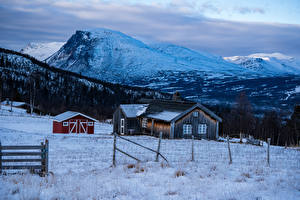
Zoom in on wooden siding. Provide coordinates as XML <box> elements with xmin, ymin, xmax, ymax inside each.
<box><xmin>139</xmin><ymin>117</ymin><xmax>171</xmax><ymax>138</ymax></box>
<box><xmin>174</xmin><ymin>108</ymin><xmax>217</xmax><ymax>139</ymax></box>
<box><xmin>113</xmin><ymin>107</ymin><xmax>141</xmax><ymax>135</ymax></box>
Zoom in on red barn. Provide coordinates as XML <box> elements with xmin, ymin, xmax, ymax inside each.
<box><xmin>53</xmin><ymin>111</ymin><xmax>96</xmax><ymax>134</ymax></box>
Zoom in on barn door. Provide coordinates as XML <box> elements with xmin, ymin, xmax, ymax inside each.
<box><xmin>69</xmin><ymin>120</ymin><xmax>77</xmax><ymax>133</ymax></box>
<box><xmin>79</xmin><ymin>120</ymin><xmax>88</xmax><ymax>134</ymax></box>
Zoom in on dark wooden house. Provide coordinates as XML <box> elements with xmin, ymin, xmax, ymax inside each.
<box><xmin>53</xmin><ymin>111</ymin><xmax>96</xmax><ymax>134</ymax></box>
<box><xmin>113</xmin><ymin>100</ymin><xmax>222</xmax><ymax>139</ymax></box>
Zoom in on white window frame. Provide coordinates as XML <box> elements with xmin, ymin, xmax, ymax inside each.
<box><xmin>120</xmin><ymin>118</ymin><xmax>125</xmax><ymax>135</ymax></box>
<box><xmin>198</xmin><ymin>123</ymin><xmax>207</xmax><ymax>135</ymax></box>
<box><xmin>193</xmin><ymin>111</ymin><xmax>199</xmax><ymax>117</ymax></box>
<box><xmin>63</xmin><ymin>122</ymin><xmax>69</xmax><ymax>126</ymax></box>
<box><xmin>142</xmin><ymin>118</ymin><xmax>147</xmax><ymax>128</ymax></box>
<box><xmin>88</xmin><ymin>122</ymin><xmax>94</xmax><ymax>126</ymax></box>
<box><xmin>183</xmin><ymin>124</ymin><xmax>192</xmax><ymax>135</ymax></box>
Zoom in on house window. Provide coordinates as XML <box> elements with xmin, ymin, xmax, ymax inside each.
<box><xmin>142</xmin><ymin>118</ymin><xmax>147</xmax><ymax>128</ymax></box>
<box><xmin>198</xmin><ymin>124</ymin><xmax>207</xmax><ymax>135</ymax></box>
<box><xmin>63</xmin><ymin>122</ymin><xmax>68</xmax><ymax>126</ymax></box>
<box><xmin>183</xmin><ymin>124</ymin><xmax>192</xmax><ymax>135</ymax></box>
<box><xmin>88</xmin><ymin>122</ymin><xmax>94</xmax><ymax>126</ymax></box>
<box><xmin>193</xmin><ymin>111</ymin><xmax>199</xmax><ymax>117</ymax></box>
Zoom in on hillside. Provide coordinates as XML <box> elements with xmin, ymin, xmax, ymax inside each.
<box><xmin>0</xmin><ymin>111</ymin><xmax>299</xmax><ymax>199</ymax></box>
<box><xmin>0</xmin><ymin>48</ymin><xmax>171</xmax><ymax>119</ymax></box>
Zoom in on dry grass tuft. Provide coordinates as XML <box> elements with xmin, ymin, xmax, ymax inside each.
<box><xmin>175</xmin><ymin>170</ymin><xmax>185</xmax><ymax>177</ymax></box>
<box><xmin>127</xmin><ymin>164</ymin><xmax>135</xmax><ymax>169</ymax></box>
<box><xmin>165</xmin><ymin>191</ymin><xmax>177</xmax><ymax>196</ymax></box>
<box><xmin>241</xmin><ymin>173</ymin><xmax>251</xmax><ymax>178</ymax></box>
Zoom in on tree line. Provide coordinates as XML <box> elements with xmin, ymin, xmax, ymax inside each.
<box><xmin>216</xmin><ymin>92</ymin><xmax>299</xmax><ymax>146</ymax></box>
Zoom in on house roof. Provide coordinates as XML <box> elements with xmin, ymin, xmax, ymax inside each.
<box><xmin>53</xmin><ymin>111</ymin><xmax>97</xmax><ymax>122</ymax></box>
<box><xmin>172</xmin><ymin>103</ymin><xmax>222</xmax><ymax>122</ymax></box>
<box><xmin>139</xmin><ymin>100</ymin><xmax>222</xmax><ymax>123</ymax></box>
<box><xmin>119</xmin><ymin>104</ymin><xmax>149</xmax><ymax>118</ymax></box>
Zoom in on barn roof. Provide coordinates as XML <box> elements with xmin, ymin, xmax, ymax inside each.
<box><xmin>53</xmin><ymin>111</ymin><xmax>97</xmax><ymax>122</ymax></box>
<box><xmin>119</xmin><ymin>104</ymin><xmax>149</xmax><ymax>118</ymax></box>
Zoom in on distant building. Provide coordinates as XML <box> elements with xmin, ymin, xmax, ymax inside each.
<box><xmin>113</xmin><ymin>99</ymin><xmax>222</xmax><ymax>139</ymax></box>
<box><xmin>53</xmin><ymin>111</ymin><xmax>96</xmax><ymax>134</ymax></box>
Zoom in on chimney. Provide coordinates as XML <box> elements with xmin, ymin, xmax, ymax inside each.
<box><xmin>172</xmin><ymin>91</ymin><xmax>181</xmax><ymax>101</ymax></box>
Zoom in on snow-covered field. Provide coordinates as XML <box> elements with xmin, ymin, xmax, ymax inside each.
<box><xmin>0</xmin><ymin>107</ymin><xmax>299</xmax><ymax>200</ymax></box>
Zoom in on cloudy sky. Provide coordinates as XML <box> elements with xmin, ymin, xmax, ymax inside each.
<box><xmin>1</xmin><ymin>0</ymin><xmax>300</xmax><ymax>57</ymax></box>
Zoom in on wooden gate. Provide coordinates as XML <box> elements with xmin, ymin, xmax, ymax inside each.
<box><xmin>0</xmin><ymin>140</ymin><xmax>49</xmax><ymax>176</ymax></box>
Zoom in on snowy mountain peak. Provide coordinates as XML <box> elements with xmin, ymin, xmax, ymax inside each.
<box><xmin>20</xmin><ymin>42</ymin><xmax>65</xmax><ymax>61</ymax></box>
<box><xmin>224</xmin><ymin>53</ymin><xmax>300</xmax><ymax>75</ymax></box>
<box><xmin>46</xmin><ymin>28</ymin><xmax>256</xmax><ymax>83</ymax></box>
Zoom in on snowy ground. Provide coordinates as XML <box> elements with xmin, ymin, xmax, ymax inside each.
<box><xmin>0</xmin><ymin>107</ymin><xmax>299</xmax><ymax>200</ymax></box>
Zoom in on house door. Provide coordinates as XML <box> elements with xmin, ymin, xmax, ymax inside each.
<box><xmin>69</xmin><ymin>120</ymin><xmax>77</xmax><ymax>133</ymax></box>
<box><xmin>79</xmin><ymin>121</ymin><xmax>88</xmax><ymax>133</ymax></box>
<box><xmin>120</xmin><ymin>118</ymin><xmax>125</xmax><ymax>135</ymax></box>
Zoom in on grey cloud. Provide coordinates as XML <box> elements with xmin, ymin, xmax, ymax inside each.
<box><xmin>235</xmin><ymin>7</ymin><xmax>265</xmax><ymax>14</ymax></box>
<box><xmin>0</xmin><ymin>1</ymin><xmax>299</xmax><ymax>58</ymax></box>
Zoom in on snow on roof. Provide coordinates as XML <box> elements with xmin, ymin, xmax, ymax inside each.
<box><xmin>146</xmin><ymin>111</ymin><xmax>181</xmax><ymax>122</ymax></box>
<box><xmin>120</xmin><ymin>104</ymin><xmax>148</xmax><ymax>118</ymax></box>
<box><xmin>53</xmin><ymin>111</ymin><xmax>96</xmax><ymax>122</ymax></box>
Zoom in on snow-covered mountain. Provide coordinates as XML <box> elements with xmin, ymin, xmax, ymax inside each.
<box><xmin>20</xmin><ymin>42</ymin><xmax>64</xmax><ymax>61</ymax></box>
<box><xmin>224</xmin><ymin>53</ymin><xmax>300</xmax><ymax>75</ymax></box>
<box><xmin>46</xmin><ymin>28</ymin><xmax>260</xmax><ymax>83</ymax></box>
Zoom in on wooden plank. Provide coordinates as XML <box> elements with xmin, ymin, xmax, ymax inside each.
<box><xmin>45</xmin><ymin>139</ymin><xmax>49</xmax><ymax>174</ymax></box>
<box><xmin>1</xmin><ymin>146</ymin><xmax>43</xmax><ymax>150</ymax></box>
<box><xmin>0</xmin><ymin>152</ymin><xmax>43</xmax><ymax>156</ymax></box>
<box><xmin>2</xmin><ymin>165</ymin><xmax>42</xmax><ymax>169</ymax></box>
<box><xmin>2</xmin><ymin>159</ymin><xmax>43</xmax><ymax>162</ymax></box>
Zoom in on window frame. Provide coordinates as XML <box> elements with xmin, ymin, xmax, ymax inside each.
<box><xmin>88</xmin><ymin>122</ymin><xmax>94</xmax><ymax>126</ymax></box>
<box><xmin>193</xmin><ymin>111</ymin><xmax>199</xmax><ymax>117</ymax></box>
<box><xmin>142</xmin><ymin>118</ymin><xmax>147</xmax><ymax>128</ymax></box>
<box><xmin>63</xmin><ymin>122</ymin><xmax>69</xmax><ymax>126</ymax></box>
<box><xmin>183</xmin><ymin>124</ymin><xmax>192</xmax><ymax>135</ymax></box>
<box><xmin>198</xmin><ymin>123</ymin><xmax>207</xmax><ymax>135</ymax></box>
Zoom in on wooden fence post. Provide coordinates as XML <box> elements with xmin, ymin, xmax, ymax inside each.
<box><xmin>227</xmin><ymin>135</ymin><xmax>232</xmax><ymax>164</ymax></box>
<box><xmin>41</xmin><ymin>141</ymin><xmax>45</xmax><ymax>174</ymax></box>
<box><xmin>155</xmin><ymin>132</ymin><xmax>162</xmax><ymax>162</ymax></box>
<box><xmin>112</xmin><ymin>133</ymin><xmax>116</xmax><ymax>167</ymax></box>
<box><xmin>0</xmin><ymin>140</ymin><xmax>2</xmax><ymax>174</ymax></box>
<box><xmin>191</xmin><ymin>135</ymin><xmax>195</xmax><ymax>161</ymax></box>
<box><xmin>267</xmin><ymin>138</ymin><xmax>271</xmax><ymax>166</ymax></box>
<box><xmin>45</xmin><ymin>139</ymin><xmax>49</xmax><ymax>174</ymax></box>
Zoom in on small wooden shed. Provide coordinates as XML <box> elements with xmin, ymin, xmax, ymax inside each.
<box><xmin>53</xmin><ymin>111</ymin><xmax>96</xmax><ymax>134</ymax></box>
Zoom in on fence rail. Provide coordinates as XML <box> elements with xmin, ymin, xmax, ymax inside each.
<box><xmin>0</xmin><ymin>139</ymin><xmax>49</xmax><ymax>176</ymax></box>
<box><xmin>113</xmin><ymin>132</ymin><xmax>168</xmax><ymax>166</ymax></box>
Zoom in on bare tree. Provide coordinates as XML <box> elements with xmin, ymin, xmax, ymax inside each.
<box><xmin>231</xmin><ymin>92</ymin><xmax>256</xmax><ymax>136</ymax></box>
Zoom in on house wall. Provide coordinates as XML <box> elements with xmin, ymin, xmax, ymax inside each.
<box><xmin>174</xmin><ymin>108</ymin><xmax>217</xmax><ymax>139</ymax></box>
<box><xmin>113</xmin><ymin>107</ymin><xmax>141</xmax><ymax>135</ymax></box>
